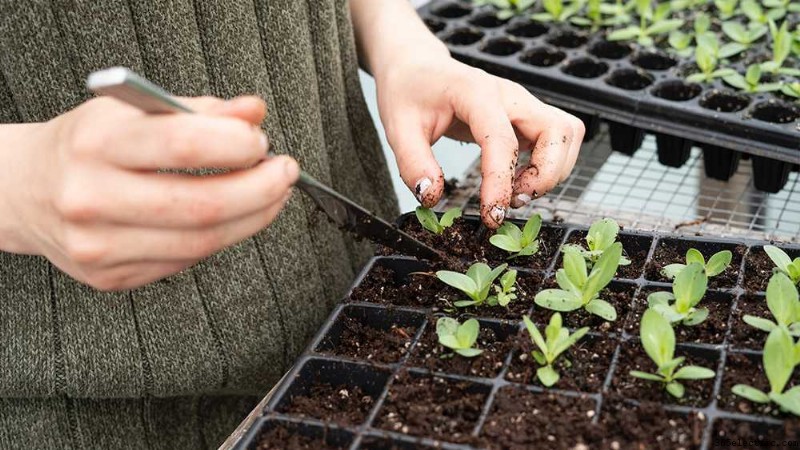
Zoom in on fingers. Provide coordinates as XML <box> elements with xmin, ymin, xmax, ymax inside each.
<box><xmin>386</xmin><ymin>117</ymin><xmax>445</xmax><ymax>208</ymax></box>
<box><xmin>56</xmin><ymin>155</ymin><xmax>299</xmax><ymax>228</ymax></box>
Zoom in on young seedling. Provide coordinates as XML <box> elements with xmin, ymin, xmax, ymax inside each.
<box><xmin>570</xmin><ymin>0</ymin><xmax>604</xmax><ymax>31</ymax></box>
<box><xmin>532</xmin><ymin>0</ymin><xmax>585</xmax><ymax>24</ymax></box>
<box><xmin>660</xmin><ymin>248</ymin><xmax>733</xmax><ymax>280</ymax></box>
<box><xmin>491</xmin><ymin>269</ymin><xmax>519</xmax><ymax>307</ymax></box>
<box><xmin>764</xmin><ymin>245</ymin><xmax>800</xmax><ymax>285</ymax></box>
<box><xmin>473</xmin><ymin>0</ymin><xmax>537</xmax><ymax>19</ymax></box>
<box><xmin>686</xmin><ymin>34</ymin><xmax>737</xmax><ymax>83</ymax></box>
<box><xmin>763</xmin><ymin>0</ymin><xmax>800</xmax><ymax>14</ymax></box>
<box><xmin>534</xmin><ymin>243</ymin><xmax>623</xmax><ymax>321</ymax></box>
<box><xmin>720</xmin><ymin>21</ymin><xmax>767</xmax><ymax>57</ymax></box>
<box><xmin>522</xmin><ymin>313</ymin><xmax>589</xmax><ymax>387</ymax></box>
<box><xmin>782</xmin><ymin>82</ymin><xmax>800</xmax><ymax>100</ymax></box>
<box><xmin>648</xmin><ymin>263</ymin><xmax>710</xmax><ymax>325</ymax></box>
<box><xmin>740</xmin><ymin>0</ymin><xmax>785</xmax><ymax>29</ymax></box>
<box><xmin>630</xmin><ymin>309</ymin><xmax>716</xmax><ymax>398</ymax></box>
<box><xmin>607</xmin><ymin>0</ymin><xmax>683</xmax><ymax>47</ymax></box>
<box><xmin>598</xmin><ymin>0</ymin><xmax>636</xmax><ymax>26</ymax></box>
<box><xmin>489</xmin><ymin>214</ymin><xmax>542</xmax><ymax>259</ymax></box>
<box><xmin>561</xmin><ymin>218</ymin><xmax>631</xmax><ymax>268</ymax></box>
<box><xmin>436</xmin><ymin>317</ymin><xmax>483</xmax><ymax>358</ymax></box>
<box><xmin>667</xmin><ymin>13</ymin><xmax>712</xmax><ymax>58</ymax></box>
<box><xmin>760</xmin><ymin>21</ymin><xmax>800</xmax><ymax>76</ymax></box>
<box><xmin>732</xmin><ymin>326</ymin><xmax>800</xmax><ymax>416</ymax></box>
<box><xmin>723</xmin><ymin>64</ymin><xmax>782</xmax><ymax>93</ymax></box>
<box><xmin>436</xmin><ymin>262</ymin><xmax>510</xmax><ymax>307</ymax></box>
<box><xmin>669</xmin><ymin>0</ymin><xmax>710</xmax><ymax>10</ymax></box>
<box><xmin>415</xmin><ymin>206</ymin><xmax>462</xmax><ymax>235</ymax></box>
<box><xmin>743</xmin><ymin>272</ymin><xmax>800</xmax><ymax>336</ymax></box>
<box><xmin>714</xmin><ymin>0</ymin><xmax>739</xmax><ymax>19</ymax></box>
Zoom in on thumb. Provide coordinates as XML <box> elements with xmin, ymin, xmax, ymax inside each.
<box><xmin>387</xmin><ymin>124</ymin><xmax>444</xmax><ymax>208</ymax></box>
<box><xmin>180</xmin><ymin>95</ymin><xmax>267</xmax><ymax>126</ymax></box>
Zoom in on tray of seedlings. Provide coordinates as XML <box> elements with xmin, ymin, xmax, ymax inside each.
<box><xmin>417</xmin><ymin>0</ymin><xmax>800</xmax><ymax>193</ymax></box>
<box><xmin>236</xmin><ymin>209</ymin><xmax>800</xmax><ymax>449</ymax></box>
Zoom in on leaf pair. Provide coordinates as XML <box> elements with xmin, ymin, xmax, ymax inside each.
<box><xmin>523</xmin><ymin>313</ymin><xmax>589</xmax><ymax>386</ymax></box>
<box><xmin>607</xmin><ymin>1</ymin><xmax>683</xmax><ymax>47</ymax></box>
<box><xmin>535</xmin><ymin>243</ymin><xmax>622</xmax><ymax>321</ymax></box>
<box><xmin>630</xmin><ymin>309</ymin><xmax>715</xmax><ymax>398</ymax></box>
<box><xmin>562</xmin><ymin>218</ymin><xmax>631</xmax><ymax>267</ymax></box>
<box><xmin>660</xmin><ymin>248</ymin><xmax>732</xmax><ymax>280</ymax></box>
<box><xmin>743</xmin><ymin>272</ymin><xmax>800</xmax><ymax>336</ymax></box>
<box><xmin>436</xmin><ymin>263</ymin><xmax>514</xmax><ymax>307</ymax></box>
<box><xmin>437</xmin><ymin>317</ymin><xmax>483</xmax><ymax>358</ymax></box>
<box><xmin>492</xmin><ymin>270</ymin><xmax>519</xmax><ymax>307</ymax></box>
<box><xmin>532</xmin><ymin>0</ymin><xmax>584</xmax><ymax>23</ymax></box>
<box><xmin>415</xmin><ymin>206</ymin><xmax>461</xmax><ymax>235</ymax></box>
<box><xmin>648</xmin><ymin>263</ymin><xmax>709</xmax><ymax>326</ymax></box>
<box><xmin>489</xmin><ymin>214</ymin><xmax>542</xmax><ymax>259</ymax></box>
<box><xmin>765</xmin><ymin>245</ymin><xmax>800</xmax><ymax>285</ymax></box>
<box><xmin>686</xmin><ymin>34</ymin><xmax>737</xmax><ymax>83</ymax></box>
<box><xmin>723</xmin><ymin>64</ymin><xmax>782</xmax><ymax>93</ymax></box>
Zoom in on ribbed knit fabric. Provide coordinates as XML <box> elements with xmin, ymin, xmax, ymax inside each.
<box><xmin>0</xmin><ymin>1</ymin><xmax>398</xmax><ymax>448</ymax></box>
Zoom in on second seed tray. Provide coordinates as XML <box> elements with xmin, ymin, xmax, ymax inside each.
<box><xmin>235</xmin><ymin>214</ymin><xmax>800</xmax><ymax>449</ymax></box>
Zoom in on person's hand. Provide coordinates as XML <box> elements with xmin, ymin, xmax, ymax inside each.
<box><xmin>0</xmin><ymin>96</ymin><xmax>298</xmax><ymax>291</ymax></box>
<box><xmin>375</xmin><ymin>54</ymin><xmax>584</xmax><ymax>229</ymax></box>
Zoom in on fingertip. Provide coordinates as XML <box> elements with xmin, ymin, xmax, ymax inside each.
<box><xmin>413</xmin><ymin>172</ymin><xmax>444</xmax><ymax>208</ymax></box>
<box><xmin>215</xmin><ymin>96</ymin><xmax>267</xmax><ymax>125</ymax></box>
<box><xmin>480</xmin><ymin>203</ymin><xmax>506</xmax><ymax>229</ymax></box>
<box><xmin>279</xmin><ymin>155</ymin><xmax>300</xmax><ymax>183</ymax></box>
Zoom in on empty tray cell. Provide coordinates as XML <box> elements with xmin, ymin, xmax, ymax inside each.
<box><xmin>349</xmin><ymin>257</ymin><xmax>443</xmax><ymax>308</ymax></box>
<box><xmin>408</xmin><ymin>318</ymin><xmax>517</xmax><ymax>378</ymax></box>
<box><xmin>750</xmin><ymin>100</ymin><xmax>800</xmax><ymax>124</ymax></box>
<box><xmin>314</xmin><ymin>305</ymin><xmax>424</xmax><ymax>364</ymax></box>
<box><xmin>430</xmin><ymin>2</ymin><xmax>471</xmax><ymax>18</ymax></box>
<box><xmin>718</xmin><ymin>352</ymin><xmax>800</xmax><ymax>417</ymax></box>
<box><xmin>375</xmin><ymin>371</ymin><xmax>491</xmax><ymax>443</ymax></box>
<box><xmin>480</xmin><ymin>387</ymin><xmax>597</xmax><ymax>449</ymax></box>
<box><xmin>630</xmin><ymin>50</ymin><xmax>678</xmax><ymax>71</ymax></box>
<box><xmin>625</xmin><ymin>288</ymin><xmax>733</xmax><ymax>345</ymax></box>
<box><xmin>560</xmin><ymin>229</ymin><xmax>653</xmax><ymax>280</ymax></box>
<box><xmin>595</xmin><ymin>397</ymin><xmax>706</xmax><ymax>449</ymax></box>
<box><xmin>527</xmin><ymin>280</ymin><xmax>638</xmax><ymax>334</ymax></box>
<box><xmin>505</xmin><ymin>19</ymin><xmax>549</xmax><ymax>38</ymax></box>
<box><xmin>651</xmin><ymin>80</ymin><xmax>702</xmax><ymax>101</ymax></box>
<box><xmin>546</xmin><ymin>29</ymin><xmax>587</xmax><ymax>48</ymax></box>
<box><xmin>698</xmin><ymin>89</ymin><xmax>750</xmax><ymax>113</ymax></box>
<box><xmin>609</xmin><ymin>343</ymin><xmax>719</xmax><ymax>408</ymax></box>
<box><xmin>711</xmin><ymin>417</ymin><xmax>800</xmax><ymax>447</ymax></box>
<box><xmin>644</xmin><ymin>237</ymin><xmax>746</xmax><ymax>289</ymax></box>
<box><xmin>587</xmin><ymin>39</ymin><xmax>632</xmax><ymax>60</ymax></box>
<box><xmin>442</xmin><ymin>27</ymin><xmax>484</xmax><ymax>45</ymax></box>
<box><xmin>561</xmin><ymin>57</ymin><xmax>609</xmax><ymax>79</ymax></box>
<box><xmin>469</xmin><ymin>11</ymin><xmax>509</xmax><ymax>28</ymax></box>
<box><xmin>480</xmin><ymin>37</ymin><xmax>523</xmax><ymax>56</ymax></box>
<box><xmin>743</xmin><ymin>244</ymin><xmax>800</xmax><ymax>293</ymax></box>
<box><xmin>520</xmin><ymin>46</ymin><xmax>566</xmax><ymax>67</ymax></box>
<box><xmin>506</xmin><ymin>332</ymin><xmax>617</xmax><ymax>393</ymax></box>
<box><xmin>244</xmin><ymin>418</ymin><xmax>354</xmax><ymax>450</ymax></box>
<box><xmin>728</xmin><ymin>293</ymin><xmax>769</xmax><ymax>351</ymax></box>
<box><xmin>605</xmin><ymin>68</ymin><xmax>654</xmax><ymax>90</ymax></box>
<box><xmin>273</xmin><ymin>359</ymin><xmax>390</xmax><ymax>426</ymax></box>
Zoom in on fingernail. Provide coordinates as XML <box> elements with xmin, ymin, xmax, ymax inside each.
<box><xmin>259</xmin><ymin>133</ymin><xmax>269</xmax><ymax>154</ymax></box>
<box><xmin>414</xmin><ymin>177</ymin><xmax>432</xmax><ymax>203</ymax></box>
<box><xmin>490</xmin><ymin>205</ymin><xmax>506</xmax><ymax>225</ymax></box>
<box><xmin>511</xmin><ymin>193</ymin><xmax>532</xmax><ymax>209</ymax></box>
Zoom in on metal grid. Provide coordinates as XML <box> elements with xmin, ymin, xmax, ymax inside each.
<box><xmin>439</xmin><ymin>127</ymin><xmax>800</xmax><ymax>243</ymax></box>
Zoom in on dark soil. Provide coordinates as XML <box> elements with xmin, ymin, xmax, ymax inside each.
<box><xmin>751</xmin><ymin>101</ymin><xmax>800</xmax><ymax>124</ymax></box>
<box><xmin>595</xmin><ymin>397</ymin><xmax>705</xmax><ymax>450</ymax></box>
<box><xmin>624</xmin><ymin>288</ymin><xmax>733</xmax><ymax>344</ymax></box>
<box><xmin>480</xmin><ymin>387</ymin><xmax>597</xmax><ymax>450</ymax></box>
<box><xmin>279</xmin><ymin>383</ymin><xmax>375</xmax><ymax>426</ymax></box>
<box><xmin>743</xmin><ymin>245</ymin><xmax>800</xmax><ymax>292</ymax></box>
<box><xmin>727</xmin><ymin>294</ymin><xmax>769</xmax><ymax>351</ymax></box>
<box><xmin>561</xmin><ymin>231</ymin><xmax>652</xmax><ymax>280</ymax></box>
<box><xmin>561</xmin><ymin>57</ymin><xmax>609</xmax><ymax>78</ymax></box>
<box><xmin>408</xmin><ymin>321</ymin><xmax>516</xmax><ymax>378</ymax></box>
<box><xmin>710</xmin><ymin>418</ymin><xmax>800</xmax><ymax>448</ymax></box>
<box><xmin>610</xmin><ymin>343</ymin><xmax>718</xmax><ymax>407</ymax></box>
<box><xmin>521</xmin><ymin>46</ymin><xmax>566</xmax><ymax>67</ymax></box>
<box><xmin>254</xmin><ymin>424</ymin><xmax>346</xmax><ymax>450</ymax></box>
<box><xmin>376</xmin><ymin>372</ymin><xmax>489</xmax><ymax>444</ymax></box>
<box><xmin>699</xmin><ymin>89</ymin><xmax>750</xmax><ymax>113</ymax></box>
<box><xmin>718</xmin><ymin>353</ymin><xmax>799</xmax><ymax>417</ymax></box>
<box><xmin>318</xmin><ymin>314</ymin><xmax>416</xmax><ymax>364</ymax></box>
<box><xmin>505</xmin><ymin>334</ymin><xmax>616</xmax><ymax>392</ymax></box>
<box><xmin>527</xmin><ymin>281</ymin><xmax>638</xmax><ymax>334</ymax></box>
<box><xmin>644</xmin><ymin>239</ymin><xmax>746</xmax><ymax>289</ymax></box>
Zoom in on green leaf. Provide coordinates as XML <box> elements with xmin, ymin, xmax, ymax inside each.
<box><xmin>564</xmin><ymin>247</ymin><xmax>588</xmax><ymax>287</ymax></box>
<box><xmin>437</xmin><ymin>271</ymin><xmax>479</xmax><ymax>298</ymax></box>
<box><xmin>436</xmin><ymin>317</ymin><xmax>459</xmax><ymax>337</ymax></box>
<box><xmin>742</xmin><ymin>315</ymin><xmax>777</xmax><ymax>332</ymax></box>
<box><xmin>554</xmin><ymin>326</ymin><xmax>589</xmax><ymax>357</ymax></box>
<box><xmin>722</xmin><ymin>21</ymin><xmax>749</xmax><ymax>43</ymax></box>
<box><xmin>490</xmin><ymin>234</ymin><xmax>524</xmax><ymax>253</ymax></box>
<box><xmin>694</xmin><ymin>13</ymin><xmax>710</xmax><ymax>34</ymax></box>
<box><xmin>537</xmin><ymin>365</ymin><xmax>560</xmax><ymax>386</ymax></box>
<box><xmin>772</xmin><ymin>387</ymin><xmax>800</xmax><ymax>416</ymax></box>
<box><xmin>583</xmin><ymin>242</ymin><xmax>622</xmax><ymax>300</ymax></box>
<box><xmin>669</xmin><ymin>31</ymin><xmax>692</xmax><ymax>50</ymax></box>
<box><xmin>523</xmin><ymin>315</ymin><xmax>548</xmax><ymax>354</ymax></box>
<box><xmin>672</xmin><ymin>262</ymin><xmax>707</xmax><ymax>311</ymax></box>
<box><xmin>732</xmin><ymin>384</ymin><xmax>770</xmax><ymax>403</ymax></box>
<box><xmin>439</xmin><ymin>207</ymin><xmax>462</xmax><ymax>228</ymax></box>
<box><xmin>415</xmin><ymin>207</ymin><xmax>442</xmax><ymax>234</ymax></box>
<box><xmin>661</xmin><ymin>264</ymin><xmax>686</xmax><ymax>280</ymax></box>
<box><xmin>723</xmin><ymin>73</ymin><xmax>750</xmax><ymax>90</ymax></box>
<box><xmin>439</xmin><ymin>334</ymin><xmax>461</xmax><ymax>349</ymax></box>
<box><xmin>765</xmin><ymin>245</ymin><xmax>792</xmax><ymax>273</ymax></box>
<box><xmin>740</xmin><ymin>0</ymin><xmax>763</xmax><ymax>21</ymax></box>
<box><xmin>516</xmin><ymin>241</ymin><xmax>540</xmax><ymax>258</ymax></box>
<box><xmin>666</xmin><ymin>381</ymin><xmax>685</xmax><ymax>398</ymax></box>
<box><xmin>608</xmin><ymin>26</ymin><xmax>642</xmax><ymax>41</ymax></box>
<box><xmin>651</xmin><ymin>303</ymin><xmax>686</xmax><ymax>323</ymax></box>
<box><xmin>686</xmin><ymin>73</ymin><xmax>708</xmax><ymax>83</ymax></box>
<box><xmin>585</xmin><ymin>299</ymin><xmax>618</xmax><ymax>321</ymax></box>
<box><xmin>706</xmin><ymin>250</ymin><xmax>732</xmax><ymax>277</ymax></box>
<box><xmin>630</xmin><ymin>370</ymin><xmax>665</xmax><ymax>381</ymax></box>
<box><xmin>764</xmin><ymin>326</ymin><xmax>795</xmax><ymax>394</ymax></box>
<box><xmin>683</xmin><ymin>307</ymin><xmax>709</xmax><ymax>326</ymax></box>
<box><xmin>640</xmin><ymin>309</ymin><xmax>675</xmax><ymax>367</ymax></box>
<box><xmin>745</xmin><ymin>64</ymin><xmax>762</xmax><ymax>85</ymax></box>
<box><xmin>457</xmin><ymin>318</ymin><xmax>481</xmax><ymax>348</ymax></box>
<box><xmin>648</xmin><ymin>291</ymin><xmax>675</xmax><ymax>306</ymax></box>
<box><xmin>647</xmin><ymin>19</ymin><xmax>684</xmax><ymax>35</ymax></box>
<box><xmin>453</xmin><ymin>300</ymin><xmax>479</xmax><ymax>307</ymax></box>
<box><xmin>767</xmin><ymin>272</ymin><xmax>799</xmax><ymax>325</ymax></box>
<box><xmin>456</xmin><ymin>348</ymin><xmax>484</xmax><ymax>357</ymax></box>
<box><xmin>556</xmin><ymin>269</ymin><xmax>582</xmax><ymax>298</ymax></box>
<box><xmin>535</xmin><ymin>289</ymin><xmax>584</xmax><ymax>312</ymax></box>
<box><xmin>500</xmin><ymin>270</ymin><xmax>517</xmax><ymax>292</ymax></box>
<box><xmin>686</xmin><ymin>248</ymin><xmax>705</xmax><ymax>265</ymax></box>
<box><xmin>522</xmin><ymin>214</ymin><xmax>542</xmax><ymax>245</ymax></box>
<box><xmin>586</xmin><ymin>218</ymin><xmax>619</xmax><ymax>252</ymax></box>
<box><xmin>673</xmin><ymin>365</ymin><xmax>715</xmax><ymax>380</ymax></box>
<box><xmin>658</xmin><ymin>356</ymin><xmax>685</xmax><ymax>375</ymax></box>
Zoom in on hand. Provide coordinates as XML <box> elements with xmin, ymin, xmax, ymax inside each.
<box><xmin>375</xmin><ymin>55</ymin><xmax>584</xmax><ymax>228</ymax></box>
<box><xmin>0</xmin><ymin>96</ymin><xmax>298</xmax><ymax>291</ymax></box>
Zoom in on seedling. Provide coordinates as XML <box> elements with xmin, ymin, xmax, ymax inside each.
<box><xmin>740</xmin><ymin>0</ymin><xmax>785</xmax><ymax>28</ymax></box>
<box><xmin>415</xmin><ymin>206</ymin><xmax>461</xmax><ymax>235</ymax></box>
<box><xmin>760</xmin><ymin>21</ymin><xmax>800</xmax><ymax>76</ymax></box>
<box><xmin>732</xmin><ymin>326</ymin><xmax>800</xmax><ymax>416</ymax></box>
<box><xmin>491</xmin><ymin>269</ymin><xmax>518</xmax><ymax>307</ymax></box>
<box><xmin>668</xmin><ymin>14</ymin><xmax>712</xmax><ymax>58</ymax></box>
<box><xmin>534</xmin><ymin>243</ymin><xmax>623</xmax><ymax>321</ymax></box>
<box><xmin>561</xmin><ymin>218</ymin><xmax>631</xmax><ymax>268</ymax></box>
<box><xmin>598</xmin><ymin>0</ymin><xmax>636</xmax><ymax>26</ymax></box>
<box><xmin>660</xmin><ymin>247</ymin><xmax>732</xmax><ymax>280</ymax></box>
<box><xmin>436</xmin><ymin>317</ymin><xmax>483</xmax><ymax>358</ymax></box>
<box><xmin>764</xmin><ymin>245</ymin><xmax>800</xmax><ymax>285</ymax></box>
<box><xmin>669</xmin><ymin>0</ymin><xmax>710</xmax><ymax>10</ymax></box>
<box><xmin>630</xmin><ymin>309</ymin><xmax>716</xmax><ymax>398</ymax></box>
<box><xmin>570</xmin><ymin>0</ymin><xmax>604</xmax><ymax>30</ymax></box>
<box><xmin>489</xmin><ymin>214</ymin><xmax>542</xmax><ymax>259</ymax></box>
<box><xmin>686</xmin><ymin>34</ymin><xmax>737</xmax><ymax>83</ymax></box>
<box><xmin>763</xmin><ymin>0</ymin><xmax>800</xmax><ymax>14</ymax></box>
<box><xmin>720</xmin><ymin>21</ymin><xmax>768</xmax><ymax>57</ymax></box>
<box><xmin>781</xmin><ymin>82</ymin><xmax>800</xmax><ymax>99</ymax></box>
<box><xmin>607</xmin><ymin>0</ymin><xmax>683</xmax><ymax>47</ymax></box>
<box><xmin>473</xmin><ymin>0</ymin><xmax>537</xmax><ymax>19</ymax></box>
<box><xmin>436</xmin><ymin>262</ymin><xmax>511</xmax><ymax>307</ymax></box>
<box><xmin>532</xmin><ymin>0</ymin><xmax>585</xmax><ymax>23</ymax></box>
<box><xmin>522</xmin><ymin>313</ymin><xmax>589</xmax><ymax>387</ymax></box>
<box><xmin>714</xmin><ymin>0</ymin><xmax>739</xmax><ymax>19</ymax></box>
<box><xmin>723</xmin><ymin>65</ymin><xmax>782</xmax><ymax>93</ymax></box>
<box><xmin>743</xmin><ymin>272</ymin><xmax>800</xmax><ymax>337</ymax></box>
<box><xmin>648</xmin><ymin>263</ymin><xmax>710</xmax><ymax>326</ymax></box>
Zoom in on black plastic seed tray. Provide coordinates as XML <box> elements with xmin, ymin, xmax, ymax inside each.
<box><xmin>235</xmin><ymin>214</ymin><xmax>800</xmax><ymax>449</ymax></box>
<box><xmin>417</xmin><ymin>1</ymin><xmax>800</xmax><ymax>193</ymax></box>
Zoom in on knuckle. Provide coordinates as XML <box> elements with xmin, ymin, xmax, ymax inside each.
<box><xmin>68</xmin><ymin>121</ymin><xmax>108</xmax><ymax>158</ymax></box>
<box><xmin>56</xmin><ymin>186</ymin><xmax>99</xmax><ymax>222</ymax></box>
<box><xmin>62</xmin><ymin>229</ymin><xmax>107</xmax><ymax>265</ymax></box>
<box><xmin>188</xmin><ymin>231</ymin><xmax>222</xmax><ymax>258</ymax></box>
<box><xmin>187</xmin><ymin>196</ymin><xmax>226</xmax><ymax>227</ymax></box>
<box><xmin>165</xmin><ymin>127</ymin><xmax>201</xmax><ymax>166</ymax></box>
<box><xmin>571</xmin><ymin>116</ymin><xmax>586</xmax><ymax>138</ymax></box>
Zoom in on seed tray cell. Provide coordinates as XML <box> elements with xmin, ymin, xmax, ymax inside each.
<box><xmin>235</xmin><ymin>214</ymin><xmax>798</xmax><ymax>449</ymax></box>
<box><xmin>417</xmin><ymin>0</ymin><xmax>800</xmax><ymax>193</ymax></box>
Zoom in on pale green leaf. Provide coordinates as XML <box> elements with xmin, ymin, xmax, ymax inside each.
<box><xmin>490</xmin><ymin>234</ymin><xmax>523</xmax><ymax>253</ymax></box>
<box><xmin>767</xmin><ymin>272</ymin><xmax>799</xmax><ymax>325</ymax></box>
<box><xmin>686</xmin><ymin>248</ymin><xmax>705</xmax><ymax>265</ymax></box>
<box><xmin>537</xmin><ymin>365</ymin><xmax>560</xmax><ymax>386</ymax></box>
<box><xmin>661</xmin><ymin>264</ymin><xmax>686</xmax><ymax>280</ymax></box>
<box><xmin>535</xmin><ymin>289</ymin><xmax>584</xmax><ymax>312</ymax></box>
<box><xmin>564</xmin><ymin>247</ymin><xmax>588</xmax><ymax>287</ymax></box>
<box><xmin>764</xmin><ymin>326</ymin><xmax>794</xmax><ymax>394</ymax></box>
<box><xmin>523</xmin><ymin>315</ymin><xmax>548</xmax><ymax>354</ymax></box>
<box><xmin>415</xmin><ymin>207</ymin><xmax>442</xmax><ymax>234</ymax></box>
<box><xmin>457</xmin><ymin>318</ymin><xmax>481</xmax><ymax>348</ymax></box>
<box><xmin>439</xmin><ymin>207</ymin><xmax>462</xmax><ymax>228</ymax></box>
<box><xmin>522</xmin><ymin>214</ymin><xmax>542</xmax><ymax>244</ymax></box>
<box><xmin>647</xmin><ymin>19</ymin><xmax>684</xmax><ymax>35</ymax></box>
<box><xmin>742</xmin><ymin>315</ymin><xmax>777</xmax><ymax>332</ymax></box>
<box><xmin>672</xmin><ymin>262</ymin><xmax>707</xmax><ymax>311</ymax></box>
<box><xmin>456</xmin><ymin>348</ymin><xmax>484</xmax><ymax>357</ymax></box>
<box><xmin>437</xmin><ymin>271</ymin><xmax>479</xmax><ymax>298</ymax></box>
<box><xmin>608</xmin><ymin>26</ymin><xmax>641</xmax><ymax>41</ymax></box>
<box><xmin>630</xmin><ymin>370</ymin><xmax>665</xmax><ymax>381</ymax></box>
<box><xmin>666</xmin><ymin>381</ymin><xmax>685</xmax><ymax>398</ymax></box>
<box><xmin>586</xmin><ymin>218</ymin><xmax>619</xmax><ymax>252</ymax></box>
<box><xmin>585</xmin><ymin>299</ymin><xmax>617</xmax><ymax>321</ymax></box>
<box><xmin>706</xmin><ymin>250</ymin><xmax>732</xmax><ymax>277</ymax></box>
<box><xmin>584</xmin><ymin>242</ymin><xmax>622</xmax><ymax>300</ymax></box>
<box><xmin>683</xmin><ymin>307</ymin><xmax>709</xmax><ymax>326</ymax></box>
<box><xmin>772</xmin><ymin>387</ymin><xmax>800</xmax><ymax>416</ymax></box>
<box><xmin>641</xmin><ymin>309</ymin><xmax>675</xmax><ymax>367</ymax></box>
<box><xmin>673</xmin><ymin>365</ymin><xmax>715</xmax><ymax>380</ymax></box>
<box><xmin>765</xmin><ymin>245</ymin><xmax>792</xmax><ymax>272</ymax></box>
<box><xmin>733</xmin><ymin>384</ymin><xmax>770</xmax><ymax>403</ymax></box>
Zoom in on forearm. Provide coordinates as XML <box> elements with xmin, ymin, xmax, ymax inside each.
<box><xmin>349</xmin><ymin>0</ymin><xmax>449</xmax><ymax>78</ymax></box>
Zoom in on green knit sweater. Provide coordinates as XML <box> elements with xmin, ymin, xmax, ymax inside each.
<box><xmin>0</xmin><ymin>1</ymin><xmax>398</xmax><ymax>448</ymax></box>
